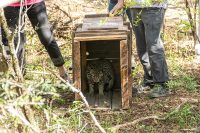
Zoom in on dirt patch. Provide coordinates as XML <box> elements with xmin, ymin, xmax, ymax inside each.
<box><xmin>34</xmin><ymin>1</ymin><xmax>200</xmax><ymax>132</ymax></box>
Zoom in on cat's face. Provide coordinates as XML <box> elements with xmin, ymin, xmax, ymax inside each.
<box><xmin>89</xmin><ymin>68</ymin><xmax>103</xmax><ymax>83</ymax></box>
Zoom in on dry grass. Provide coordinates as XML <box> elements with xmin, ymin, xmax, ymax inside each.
<box><xmin>21</xmin><ymin>0</ymin><xmax>200</xmax><ymax>132</ymax></box>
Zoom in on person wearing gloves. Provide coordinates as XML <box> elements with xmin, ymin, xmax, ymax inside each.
<box><xmin>109</xmin><ymin>0</ymin><xmax>169</xmax><ymax>98</ymax></box>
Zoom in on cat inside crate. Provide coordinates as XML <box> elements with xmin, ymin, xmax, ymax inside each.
<box><xmin>86</xmin><ymin>59</ymin><xmax>114</xmax><ymax>98</ymax></box>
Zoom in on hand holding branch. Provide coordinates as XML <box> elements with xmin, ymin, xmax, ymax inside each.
<box><xmin>109</xmin><ymin>0</ymin><xmax>124</xmax><ymax>16</ymax></box>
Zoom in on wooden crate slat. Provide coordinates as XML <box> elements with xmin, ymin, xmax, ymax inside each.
<box><xmin>87</xmin><ymin>27</ymin><xmax>118</xmax><ymax>30</ymax></box>
<box><xmin>75</xmin><ymin>29</ymin><xmax>129</xmax><ymax>34</ymax></box>
<box><xmin>82</xmin><ymin>16</ymin><xmax>123</xmax><ymax>31</ymax></box>
<box><xmin>128</xmin><ymin>31</ymin><xmax>133</xmax><ymax>101</ymax></box>
<box><xmin>81</xmin><ymin>42</ymin><xmax>87</xmax><ymax>93</ymax></box>
<box><xmin>84</xmin><ymin>14</ymin><xmax>109</xmax><ymax>18</ymax></box>
<box><xmin>74</xmin><ymin>35</ymin><xmax>127</xmax><ymax>41</ymax></box>
<box><xmin>120</xmin><ymin>40</ymin><xmax>130</xmax><ymax>109</ymax></box>
<box><xmin>76</xmin><ymin>24</ymin><xmax>129</xmax><ymax>33</ymax></box>
<box><xmin>75</xmin><ymin>32</ymin><xmax>128</xmax><ymax>37</ymax></box>
<box><xmin>111</xmin><ymin>90</ymin><xmax>122</xmax><ymax>110</ymax></box>
<box><xmin>73</xmin><ymin>41</ymin><xmax>81</xmax><ymax>100</ymax></box>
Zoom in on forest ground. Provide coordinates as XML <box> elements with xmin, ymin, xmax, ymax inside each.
<box><xmin>11</xmin><ymin>0</ymin><xmax>200</xmax><ymax>132</ymax></box>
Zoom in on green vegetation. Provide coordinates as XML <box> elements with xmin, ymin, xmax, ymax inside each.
<box><xmin>167</xmin><ymin>103</ymin><xmax>200</xmax><ymax>128</ymax></box>
<box><xmin>167</xmin><ymin>57</ymin><xmax>198</xmax><ymax>91</ymax></box>
<box><xmin>0</xmin><ymin>0</ymin><xmax>200</xmax><ymax>132</ymax></box>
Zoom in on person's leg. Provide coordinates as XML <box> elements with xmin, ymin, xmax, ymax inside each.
<box><xmin>108</xmin><ymin>0</ymin><xmax>118</xmax><ymax>12</ymax></box>
<box><xmin>1</xmin><ymin>25</ymin><xmax>9</xmax><ymax>56</ymax></box>
<box><xmin>26</xmin><ymin>1</ymin><xmax>68</xmax><ymax>79</ymax></box>
<box><xmin>142</xmin><ymin>8</ymin><xmax>169</xmax><ymax>98</ymax></box>
<box><xmin>142</xmin><ymin>8</ymin><xmax>169</xmax><ymax>83</ymax></box>
<box><xmin>3</xmin><ymin>6</ymin><xmax>26</xmax><ymax>72</ymax></box>
<box><xmin>129</xmin><ymin>8</ymin><xmax>153</xmax><ymax>85</ymax></box>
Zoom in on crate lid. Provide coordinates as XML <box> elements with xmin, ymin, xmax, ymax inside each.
<box><xmin>73</xmin><ymin>14</ymin><xmax>131</xmax><ymax>41</ymax></box>
<box><xmin>81</xmin><ymin>14</ymin><xmax>124</xmax><ymax>31</ymax></box>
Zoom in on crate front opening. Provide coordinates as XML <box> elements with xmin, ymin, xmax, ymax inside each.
<box><xmin>80</xmin><ymin>40</ymin><xmax>122</xmax><ymax>109</ymax></box>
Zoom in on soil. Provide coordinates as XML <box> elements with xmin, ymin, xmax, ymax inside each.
<box><xmin>44</xmin><ymin>0</ymin><xmax>200</xmax><ymax>132</ymax></box>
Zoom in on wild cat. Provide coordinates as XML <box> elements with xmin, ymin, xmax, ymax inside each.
<box><xmin>86</xmin><ymin>59</ymin><xmax>114</xmax><ymax>98</ymax></box>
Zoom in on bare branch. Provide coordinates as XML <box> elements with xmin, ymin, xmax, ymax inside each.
<box><xmin>54</xmin><ymin>4</ymin><xmax>72</xmax><ymax>22</ymax></box>
<box><xmin>48</xmin><ymin>68</ymin><xmax>106</xmax><ymax>133</ymax></box>
<box><xmin>184</xmin><ymin>0</ymin><xmax>200</xmax><ymax>45</ymax></box>
<box><xmin>0</xmin><ymin>9</ymin><xmax>24</xmax><ymax>81</ymax></box>
<box><xmin>0</xmin><ymin>10</ymin><xmax>9</xmax><ymax>73</ymax></box>
<box><xmin>111</xmin><ymin>100</ymin><xmax>189</xmax><ymax>132</ymax></box>
<box><xmin>6</xmin><ymin>106</ymin><xmax>40</xmax><ymax>133</ymax></box>
<box><xmin>181</xmin><ymin>127</ymin><xmax>200</xmax><ymax>132</ymax></box>
<box><xmin>1</xmin><ymin>5</ymin><xmax>40</xmax><ymax>132</ymax></box>
<box><xmin>111</xmin><ymin>115</ymin><xmax>164</xmax><ymax>132</ymax></box>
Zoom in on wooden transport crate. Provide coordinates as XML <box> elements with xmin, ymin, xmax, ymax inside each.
<box><xmin>72</xmin><ymin>14</ymin><xmax>132</xmax><ymax>109</ymax></box>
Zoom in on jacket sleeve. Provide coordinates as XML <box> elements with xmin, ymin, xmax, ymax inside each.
<box><xmin>0</xmin><ymin>0</ymin><xmax>20</xmax><ymax>7</ymax></box>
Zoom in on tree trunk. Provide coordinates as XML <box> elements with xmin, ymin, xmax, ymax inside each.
<box><xmin>0</xmin><ymin>11</ymin><xmax>8</xmax><ymax>73</ymax></box>
<box><xmin>195</xmin><ymin>0</ymin><xmax>200</xmax><ymax>55</ymax></box>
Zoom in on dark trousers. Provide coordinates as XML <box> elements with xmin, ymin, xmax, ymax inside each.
<box><xmin>108</xmin><ymin>0</ymin><xmax>117</xmax><ymax>12</ymax></box>
<box><xmin>3</xmin><ymin>1</ymin><xmax>64</xmax><ymax>67</ymax></box>
<box><xmin>108</xmin><ymin>1</ymin><xmax>169</xmax><ymax>84</ymax></box>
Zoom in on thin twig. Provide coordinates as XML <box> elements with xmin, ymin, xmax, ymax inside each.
<box><xmin>78</xmin><ymin>123</ymin><xmax>88</xmax><ymax>133</ymax></box>
<box><xmin>111</xmin><ymin>100</ymin><xmax>189</xmax><ymax>132</ymax></box>
<box><xmin>26</xmin><ymin>70</ymin><xmax>51</xmax><ymax>75</ymax></box>
<box><xmin>0</xmin><ymin>9</ymin><xmax>24</xmax><ymax>81</ymax></box>
<box><xmin>0</xmin><ymin>10</ymin><xmax>9</xmax><ymax>73</ymax></box>
<box><xmin>54</xmin><ymin>4</ymin><xmax>72</xmax><ymax>21</ymax></box>
<box><xmin>6</xmin><ymin>106</ymin><xmax>40</xmax><ymax>133</ymax></box>
<box><xmin>1</xmin><ymin>6</ymin><xmax>40</xmax><ymax>132</ymax></box>
<box><xmin>184</xmin><ymin>0</ymin><xmax>200</xmax><ymax>46</ymax></box>
<box><xmin>111</xmin><ymin>115</ymin><xmax>165</xmax><ymax>132</ymax></box>
<box><xmin>48</xmin><ymin>68</ymin><xmax>106</xmax><ymax>133</ymax></box>
<box><xmin>181</xmin><ymin>127</ymin><xmax>200</xmax><ymax>132</ymax></box>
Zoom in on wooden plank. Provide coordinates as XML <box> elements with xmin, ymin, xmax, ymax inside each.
<box><xmin>82</xmin><ymin>16</ymin><xmax>123</xmax><ymax>31</ymax></box>
<box><xmin>87</xmin><ymin>27</ymin><xmax>118</xmax><ymax>30</ymax></box>
<box><xmin>75</xmin><ymin>16</ymin><xmax>129</xmax><ymax>32</ymax></box>
<box><xmin>127</xmin><ymin>23</ymin><xmax>133</xmax><ymax>101</ymax></box>
<box><xmin>88</xmin><ymin>26</ymin><xmax>128</xmax><ymax>31</ymax></box>
<box><xmin>124</xmin><ymin>22</ymin><xmax>131</xmax><ymax>28</ymax></box>
<box><xmin>127</xmin><ymin>30</ymin><xmax>133</xmax><ymax>103</ymax></box>
<box><xmin>84</xmin><ymin>14</ymin><xmax>109</xmax><ymax>18</ymax></box>
<box><xmin>75</xmin><ymin>29</ymin><xmax>129</xmax><ymax>34</ymax></box>
<box><xmin>112</xmin><ymin>89</ymin><xmax>121</xmax><ymax>110</ymax></box>
<box><xmin>120</xmin><ymin>40</ymin><xmax>129</xmax><ymax>109</ymax></box>
<box><xmin>74</xmin><ymin>35</ymin><xmax>127</xmax><ymax>41</ymax></box>
<box><xmin>72</xmin><ymin>31</ymin><xmax>75</xmax><ymax>80</ymax></box>
<box><xmin>73</xmin><ymin>40</ymin><xmax>82</xmax><ymax>100</ymax></box>
<box><xmin>81</xmin><ymin>42</ymin><xmax>87</xmax><ymax>92</ymax></box>
<box><xmin>85</xmin><ymin>92</ymin><xmax>111</xmax><ymax>108</ymax></box>
<box><xmin>75</xmin><ymin>32</ymin><xmax>128</xmax><ymax>37</ymax></box>
<box><xmin>76</xmin><ymin>24</ymin><xmax>129</xmax><ymax>33</ymax></box>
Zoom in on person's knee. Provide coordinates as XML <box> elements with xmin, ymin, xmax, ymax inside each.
<box><xmin>36</xmin><ymin>27</ymin><xmax>55</xmax><ymax>46</ymax></box>
<box><xmin>149</xmin><ymin>45</ymin><xmax>165</xmax><ymax>55</ymax></box>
